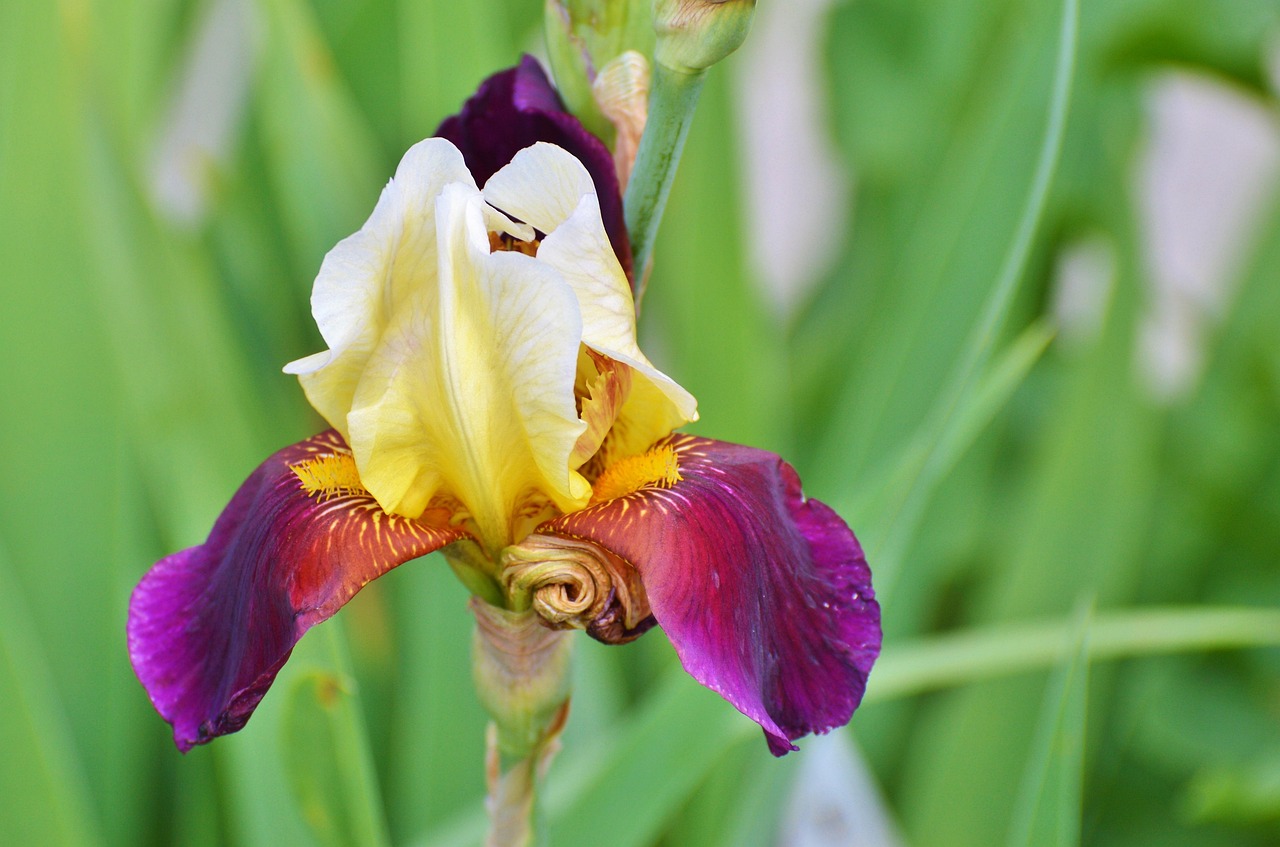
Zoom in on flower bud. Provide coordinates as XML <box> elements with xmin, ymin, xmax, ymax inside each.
<box><xmin>654</xmin><ymin>0</ymin><xmax>756</xmax><ymax>75</ymax></box>
<box><xmin>543</xmin><ymin>0</ymin><xmax>654</xmax><ymax>145</ymax></box>
<box><xmin>592</xmin><ymin>50</ymin><xmax>651</xmax><ymax>189</ymax></box>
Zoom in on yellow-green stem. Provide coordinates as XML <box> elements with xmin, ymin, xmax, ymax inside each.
<box><xmin>470</xmin><ymin>599</ymin><xmax>573</xmax><ymax>846</ymax></box>
<box><xmin>622</xmin><ymin>61</ymin><xmax>705</xmax><ymax>307</ymax></box>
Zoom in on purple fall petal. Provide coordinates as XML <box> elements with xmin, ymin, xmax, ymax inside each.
<box><xmin>434</xmin><ymin>55</ymin><xmax>633</xmax><ymax>281</ymax></box>
<box><xmin>127</xmin><ymin>431</ymin><xmax>464</xmax><ymax>751</ymax></box>
<box><xmin>541</xmin><ymin>435</ymin><xmax>881</xmax><ymax>755</ymax></box>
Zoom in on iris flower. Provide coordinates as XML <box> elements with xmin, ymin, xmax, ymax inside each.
<box><xmin>128</xmin><ymin>58</ymin><xmax>880</xmax><ymax>757</ymax></box>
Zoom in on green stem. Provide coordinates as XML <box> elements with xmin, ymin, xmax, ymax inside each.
<box><xmin>445</xmin><ymin>544</ymin><xmax>505</xmax><ymax>607</ymax></box>
<box><xmin>470</xmin><ymin>599</ymin><xmax>573</xmax><ymax>846</ymax></box>
<box><xmin>623</xmin><ymin>61</ymin><xmax>706</xmax><ymax>307</ymax></box>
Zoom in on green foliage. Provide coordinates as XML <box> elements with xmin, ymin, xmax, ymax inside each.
<box><xmin>1</xmin><ymin>0</ymin><xmax>1278</xmax><ymax>844</ymax></box>
<box><xmin>1006</xmin><ymin>603</ymin><xmax>1090</xmax><ymax>847</ymax></box>
<box><xmin>281</xmin><ymin>626</ymin><xmax>392</xmax><ymax>847</ymax></box>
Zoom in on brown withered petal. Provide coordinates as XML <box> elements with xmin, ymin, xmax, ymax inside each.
<box><xmin>500</xmin><ymin>534</ymin><xmax>654</xmax><ymax>644</ymax></box>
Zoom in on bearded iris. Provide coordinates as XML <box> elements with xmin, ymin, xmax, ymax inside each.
<box><xmin>127</xmin><ymin>59</ymin><xmax>880</xmax><ymax>760</ymax></box>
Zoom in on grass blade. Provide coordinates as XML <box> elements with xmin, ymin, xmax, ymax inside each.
<box><xmin>0</xmin><ymin>546</ymin><xmax>103</xmax><ymax>847</ymax></box>
<box><xmin>867</xmin><ymin>606</ymin><xmax>1280</xmax><ymax>703</ymax></box>
<box><xmin>419</xmin><ymin>602</ymin><xmax>1280</xmax><ymax>846</ymax></box>
<box><xmin>864</xmin><ymin>0</ymin><xmax>1080</xmax><ymax>601</ymax></box>
<box><xmin>1005</xmin><ymin>601</ymin><xmax>1091</xmax><ymax>847</ymax></box>
<box><xmin>281</xmin><ymin>623</ymin><xmax>393</xmax><ymax>847</ymax></box>
<box><xmin>419</xmin><ymin>667</ymin><xmax>751</xmax><ymax>847</ymax></box>
<box><xmin>846</xmin><ymin>320</ymin><xmax>1055</xmax><ymax>543</ymax></box>
<box><xmin>256</xmin><ymin>0</ymin><xmax>385</xmax><ymax>276</ymax></box>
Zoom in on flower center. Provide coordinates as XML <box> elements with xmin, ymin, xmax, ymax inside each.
<box><xmin>487</xmin><ymin>230</ymin><xmax>540</xmax><ymax>257</ymax></box>
<box><xmin>589</xmin><ymin>445</ymin><xmax>682</xmax><ymax>504</ymax></box>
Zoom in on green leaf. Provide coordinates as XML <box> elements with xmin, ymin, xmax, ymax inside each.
<box><xmin>396</xmin><ymin>0</ymin><xmax>537</xmax><ymax>138</ymax></box>
<box><xmin>0</xmin><ymin>5</ymin><xmax>226</xmax><ymax>845</ymax></box>
<box><xmin>643</xmin><ymin>67</ymin><xmax>787</xmax><ymax>452</ymax></box>
<box><xmin>282</xmin><ymin>622</ymin><xmax>392</xmax><ymax>847</ymax></box>
<box><xmin>384</xmin><ymin>562</ymin><xmax>489</xmax><ymax>842</ymax></box>
<box><xmin>1005</xmin><ymin>600</ymin><xmax>1090</xmax><ymax>847</ymax></box>
<box><xmin>804</xmin><ymin>0</ymin><xmax>1077</xmax><ymax>505</ymax></box>
<box><xmin>665</xmin><ymin>739</ymin><xmax>794</xmax><ymax>847</ymax></box>
<box><xmin>418</xmin><ymin>666</ymin><xmax>756</xmax><ymax>847</ymax></box>
<box><xmin>1184</xmin><ymin>755</ymin><xmax>1280</xmax><ymax>826</ymax></box>
<box><xmin>543</xmin><ymin>669</ymin><xmax>750</xmax><ymax>847</ymax></box>
<box><xmin>848</xmin><ymin>0</ymin><xmax>1080</xmax><ymax>603</ymax></box>
<box><xmin>1089</xmin><ymin>0</ymin><xmax>1280</xmax><ymax>91</ymax></box>
<box><xmin>848</xmin><ymin>320</ymin><xmax>1056</xmax><ymax>596</ymax></box>
<box><xmin>217</xmin><ymin>620</ymin><xmax>390</xmax><ymax>847</ymax></box>
<box><xmin>423</xmin><ymin>601</ymin><xmax>1280</xmax><ymax>847</ymax></box>
<box><xmin>867</xmin><ymin>606</ymin><xmax>1280</xmax><ymax>704</ymax></box>
<box><xmin>255</xmin><ymin>0</ymin><xmax>386</xmax><ymax>279</ymax></box>
<box><xmin>0</xmin><ymin>546</ymin><xmax>103</xmax><ymax>847</ymax></box>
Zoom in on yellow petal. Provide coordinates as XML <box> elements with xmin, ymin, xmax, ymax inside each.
<box><xmin>285</xmin><ymin>136</ymin><xmax>697</xmax><ymax>551</ymax></box>
<box><xmin>482</xmin><ymin>142</ymin><xmax>597</xmax><ymax>235</ymax></box>
<box><xmin>284</xmin><ymin>138</ymin><xmax>475</xmax><ymax>438</ymax></box>
<box><xmin>346</xmin><ymin>183</ymin><xmax>589</xmax><ymax>551</ymax></box>
<box><xmin>538</xmin><ymin>207</ymin><xmax>697</xmax><ymax>474</ymax></box>
<box><xmin>571</xmin><ymin>350</ymin><xmax>632</xmax><ymax>469</ymax></box>
<box><xmin>602</xmin><ymin>373</ymin><xmax>697</xmax><ymax>469</ymax></box>
<box><xmin>487</xmin><ymin>143</ymin><xmax>697</xmax><ymax>442</ymax></box>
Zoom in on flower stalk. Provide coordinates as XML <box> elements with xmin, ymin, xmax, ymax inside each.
<box><xmin>622</xmin><ymin>61</ymin><xmax>705</xmax><ymax>301</ymax></box>
<box><xmin>471</xmin><ymin>598</ymin><xmax>573</xmax><ymax>847</ymax></box>
<box><xmin>623</xmin><ymin>0</ymin><xmax>755</xmax><ymax>303</ymax></box>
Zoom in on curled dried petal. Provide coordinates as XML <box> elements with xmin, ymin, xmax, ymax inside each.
<box><xmin>501</xmin><ymin>534</ymin><xmax>655</xmax><ymax>644</ymax></box>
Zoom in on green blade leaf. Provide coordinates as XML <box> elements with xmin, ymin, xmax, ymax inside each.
<box><xmin>1005</xmin><ymin>600</ymin><xmax>1090</xmax><ymax>847</ymax></box>
<box><xmin>418</xmin><ymin>665</ymin><xmax>754</xmax><ymax>847</ymax></box>
<box><xmin>281</xmin><ymin>622</ymin><xmax>393</xmax><ymax>847</ymax></box>
<box><xmin>543</xmin><ymin>669</ymin><xmax>748</xmax><ymax>847</ymax></box>
<box><xmin>867</xmin><ymin>606</ymin><xmax>1280</xmax><ymax>704</ymax></box>
<box><xmin>857</xmin><ymin>0</ymin><xmax>1080</xmax><ymax>603</ymax></box>
<box><xmin>846</xmin><ymin>320</ymin><xmax>1055</xmax><ymax>570</ymax></box>
<box><xmin>217</xmin><ymin>619</ymin><xmax>390</xmax><ymax>847</ymax></box>
<box><xmin>0</xmin><ymin>546</ymin><xmax>103</xmax><ymax>847</ymax></box>
<box><xmin>256</xmin><ymin>0</ymin><xmax>385</xmax><ymax>277</ymax></box>
<box><xmin>424</xmin><ymin>603</ymin><xmax>1280</xmax><ymax>847</ymax></box>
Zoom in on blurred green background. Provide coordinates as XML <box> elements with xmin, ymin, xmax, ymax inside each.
<box><xmin>3</xmin><ymin>0</ymin><xmax>1279</xmax><ymax>845</ymax></box>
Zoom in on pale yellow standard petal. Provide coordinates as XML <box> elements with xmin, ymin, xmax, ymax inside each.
<box><xmin>486</xmin><ymin>143</ymin><xmax>697</xmax><ymax>464</ymax></box>
<box><xmin>346</xmin><ymin>183</ymin><xmax>589</xmax><ymax>551</ymax></box>
<box><xmin>540</xmin><ymin>198</ymin><xmax>694</xmax><ymax>407</ymax></box>
<box><xmin>284</xmin><ymin>135</ymin><xmax>696</xmax><ymax>549</ymax></box>
<box><xmin>482</xmin><ymin>142</ymin><xmax>598</xmax><ymax>235</ymax></box>
<box><xmin>283</xmin><ymin>138</ymin><xmax>475</xmax><ymax>438</ymax></box>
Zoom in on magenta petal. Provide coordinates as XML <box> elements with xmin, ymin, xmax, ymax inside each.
<box><xmin>433</xmin><ymin>55</ymin><xmax>633</xmax><ymax>281</ymax></box>
<box><xmin>543</xmin><ymin>435</ymin><xmax>881</xmax><ymax>755</ymax></box>
<box><xmin>127</xmin><ymin>431</ymin><xmax>464</xmax><ymax>751</ymax></box>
